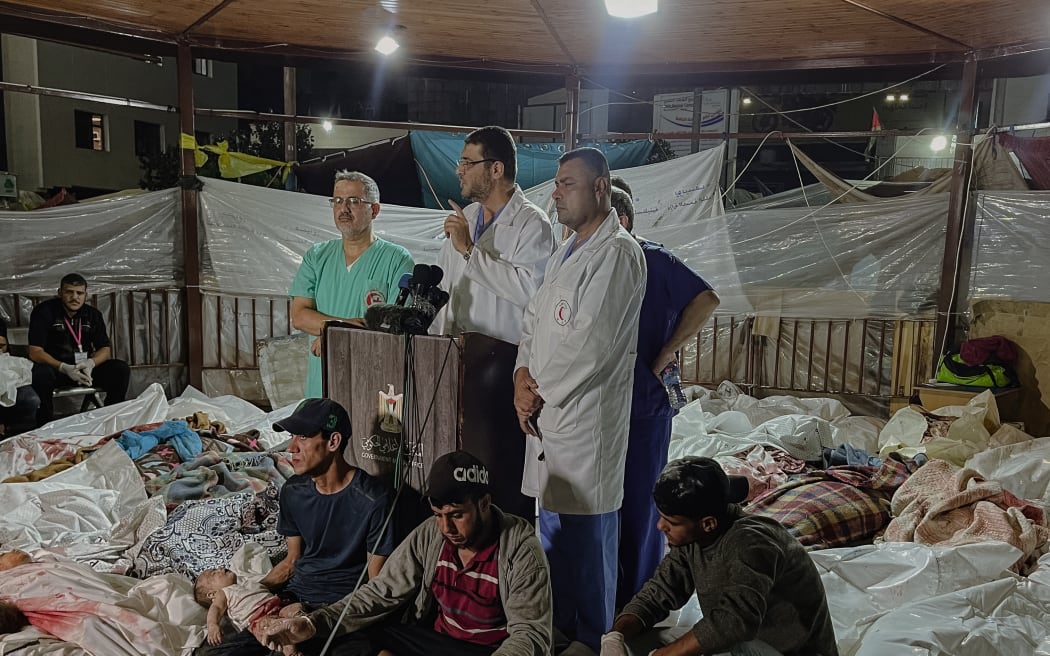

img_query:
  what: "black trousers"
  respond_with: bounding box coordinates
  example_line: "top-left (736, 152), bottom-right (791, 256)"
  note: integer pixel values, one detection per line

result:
top-left (0, 385), bottom-right (41, 436)
top-left (32, 359), bottom-right (130, 425)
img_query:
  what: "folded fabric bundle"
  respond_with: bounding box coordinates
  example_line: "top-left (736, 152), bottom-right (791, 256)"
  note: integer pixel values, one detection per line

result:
top-left (116, 420), bottom-right (203, 462)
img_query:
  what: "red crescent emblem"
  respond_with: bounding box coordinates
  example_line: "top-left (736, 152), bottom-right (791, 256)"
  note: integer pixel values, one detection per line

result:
top-left (554, 300), bottom-right (571, 325)
top-left (365, 291), bottom-right (384, 306)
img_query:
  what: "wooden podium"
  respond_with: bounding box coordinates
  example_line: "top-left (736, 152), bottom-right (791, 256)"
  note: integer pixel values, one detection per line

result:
top-left (322, 324), bottom-right (532, 520)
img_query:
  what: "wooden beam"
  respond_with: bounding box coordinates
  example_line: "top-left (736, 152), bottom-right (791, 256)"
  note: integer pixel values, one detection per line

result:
top-left (177, 43), bottom-right (204, 390)
top-left (932, 54), bottom-right (979, 367)
top-left (838, 0), bottom-right (973, 50)
top-left (283, 66), bottom-right (296, 165)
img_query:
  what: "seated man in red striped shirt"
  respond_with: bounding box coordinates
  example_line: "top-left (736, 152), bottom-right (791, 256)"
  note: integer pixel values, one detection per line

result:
top-left (253, 450), bottom-right (553, 656)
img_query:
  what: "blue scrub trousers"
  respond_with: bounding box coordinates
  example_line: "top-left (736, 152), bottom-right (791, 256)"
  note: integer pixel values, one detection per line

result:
top-left (540, 507), bottom-right (619, 652)
top-left (617, 414), bottom-right (673, 610)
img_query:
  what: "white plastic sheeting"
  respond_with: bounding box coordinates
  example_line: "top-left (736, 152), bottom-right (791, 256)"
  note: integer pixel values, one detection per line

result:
top-left (970, 191), bottom-right (1050, 306)
top-left (199, 177), bottom-right (447, 295)
top-left (0, 189), bottom-right (182, 294)
top-left (812, 541), bottom-right (1049, 656)
top-left (523, 145), bottom-right (726, 231)
top-left (691, 194), bottom-right (949, 319)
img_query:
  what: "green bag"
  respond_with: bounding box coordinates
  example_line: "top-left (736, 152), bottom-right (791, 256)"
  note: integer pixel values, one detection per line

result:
top-left (935, 352), bottom-right (1015, 388)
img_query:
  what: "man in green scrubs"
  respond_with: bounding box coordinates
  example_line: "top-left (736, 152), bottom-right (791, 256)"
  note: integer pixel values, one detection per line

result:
top-left (290, 171), bottom-right (414, 399)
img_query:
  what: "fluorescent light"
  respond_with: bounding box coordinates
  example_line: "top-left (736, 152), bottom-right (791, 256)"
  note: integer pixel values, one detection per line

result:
top-left (885, 94), bottom-right (896, 102)
top-left (899, 94), bottom-right (909, 102)
top-left (605, 0), bottom-right (657, 18)
top-left (375, 35), bottom-right (399, 55)
top-left (322, 120), bottom-right (333, 132)
top-left (930, 135), bottom-right (948, 152)
top-left (742, 97), bottom-right (752, 105)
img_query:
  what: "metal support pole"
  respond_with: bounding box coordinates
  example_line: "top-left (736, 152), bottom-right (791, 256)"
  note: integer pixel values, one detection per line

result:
top-left (283, 66), bottom-right (296, 165)
top-left (691, 87), bottom-right (703, 154)
top-left (932, 54), bottom-right (979, 368)
top-left (564, 75), bottom-right (580, 151)
top-left (177, 43), bottom-right (204, 389)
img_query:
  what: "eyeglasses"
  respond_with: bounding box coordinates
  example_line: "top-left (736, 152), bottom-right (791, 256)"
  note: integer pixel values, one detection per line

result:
top-left (456, 158), bottom-right (498, 170)
top-left (329, 196), bottom-right (373, 207)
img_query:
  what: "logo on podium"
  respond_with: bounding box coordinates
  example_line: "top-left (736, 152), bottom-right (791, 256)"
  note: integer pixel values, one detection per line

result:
top-left (378, 383), bottom-right (404, 433)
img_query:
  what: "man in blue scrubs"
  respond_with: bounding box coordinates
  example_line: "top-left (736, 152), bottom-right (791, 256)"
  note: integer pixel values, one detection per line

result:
top-left (610, 180), bottom-right (720, 609)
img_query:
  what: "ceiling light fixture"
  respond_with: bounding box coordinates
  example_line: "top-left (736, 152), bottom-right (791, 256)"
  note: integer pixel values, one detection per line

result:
top-left (930, 135), bottom-right (948, 152)
top-left (605, 0), bottom-right (657, 18)
top-left (742, 97), bottom-right (752, 105)
top-left (322, 120), bottom-right (333, 132)
top-left (885, 94), bottom-right (896, 102)
top-left (899, 93), bottom-right (909, 102)
top-left (375, 35), bottom-right (400, 55)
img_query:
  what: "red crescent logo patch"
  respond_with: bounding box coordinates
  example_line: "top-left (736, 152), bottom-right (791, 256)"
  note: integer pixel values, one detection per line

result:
top-left (554, 300), bottom-right (571, 325)
top-left (365, 291), bottom-right (385, 306)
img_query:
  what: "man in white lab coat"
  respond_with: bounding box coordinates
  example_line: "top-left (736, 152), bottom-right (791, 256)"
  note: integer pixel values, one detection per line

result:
top-left (513, 147), bottom-right (647, 652)
top-left (433, 125), bottom-right (556, 344)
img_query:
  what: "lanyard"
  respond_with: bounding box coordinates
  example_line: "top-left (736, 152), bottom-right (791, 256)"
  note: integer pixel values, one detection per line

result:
top-left (474, 203), bottom-right (506, 243)
top-left (63, 316), bottom-right (84, 351)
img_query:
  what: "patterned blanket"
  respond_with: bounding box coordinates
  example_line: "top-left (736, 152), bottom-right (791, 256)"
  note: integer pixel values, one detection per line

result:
top-left (747, 456), bottom-right (917, 549)
top-left (133, 484), bottom-right (287, 578)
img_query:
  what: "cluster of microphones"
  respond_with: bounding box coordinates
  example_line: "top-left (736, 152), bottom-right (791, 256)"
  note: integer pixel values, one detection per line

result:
top-left (364, 264), bottom-right (450, 335)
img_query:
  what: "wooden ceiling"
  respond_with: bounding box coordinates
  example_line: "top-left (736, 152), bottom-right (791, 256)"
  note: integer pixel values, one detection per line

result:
top-left (1, 0), bottom-right (1047, 74)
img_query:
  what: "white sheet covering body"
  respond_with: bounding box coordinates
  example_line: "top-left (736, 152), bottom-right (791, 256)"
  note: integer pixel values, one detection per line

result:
top-left (0, 557), bottom-right (206, 656)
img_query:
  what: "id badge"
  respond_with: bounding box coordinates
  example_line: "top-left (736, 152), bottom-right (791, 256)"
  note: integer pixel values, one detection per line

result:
top-left (74, 350), bottom-right (88, 364)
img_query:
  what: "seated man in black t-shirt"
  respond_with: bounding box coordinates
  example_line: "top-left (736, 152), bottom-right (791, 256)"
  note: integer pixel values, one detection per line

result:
top-left (197, 398), bottom-right (395, 656)
top-left (0, 316), bottom-right (40, 438)
top-left (27, 273), bottom-right (130, 426)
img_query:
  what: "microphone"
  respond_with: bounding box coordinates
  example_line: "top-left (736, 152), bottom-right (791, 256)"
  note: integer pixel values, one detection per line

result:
top-left (365, 304), bottom-right (434, 335)
top-left (394, 273), bottom-right (412, 306)
top-left (428, 264), bottom-right (444, 289)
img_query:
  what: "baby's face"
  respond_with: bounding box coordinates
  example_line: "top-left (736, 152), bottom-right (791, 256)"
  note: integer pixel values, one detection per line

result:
top-left (0, 551), bottom-right (31, 571)
top-left (199, 568), bottom-right (237, 592)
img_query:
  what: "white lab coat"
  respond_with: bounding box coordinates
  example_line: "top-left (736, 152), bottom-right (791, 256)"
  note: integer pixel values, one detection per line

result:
top-left (515, 209), bottom-right (646, 515)
top-left (432, 185), bottom-right (556, 344)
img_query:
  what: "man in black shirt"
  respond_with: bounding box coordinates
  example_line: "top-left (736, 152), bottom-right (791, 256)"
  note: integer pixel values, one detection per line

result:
top-left (0, 317), bottom-right (40, 437)
top-left (28, 273), bottom-right (130, 425)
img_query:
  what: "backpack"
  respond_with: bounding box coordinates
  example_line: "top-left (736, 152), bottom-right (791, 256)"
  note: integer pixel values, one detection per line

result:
top-left (935, 352), bottom-right (1016, 388)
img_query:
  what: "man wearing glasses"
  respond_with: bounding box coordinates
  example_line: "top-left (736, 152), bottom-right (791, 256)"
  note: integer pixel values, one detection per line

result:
top-left (432, 126), bottom-right (555, 345)
top-left (290, 171), bottom-right (414, 399)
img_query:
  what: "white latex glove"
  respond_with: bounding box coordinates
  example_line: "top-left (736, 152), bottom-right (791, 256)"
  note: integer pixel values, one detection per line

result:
top-left (58, 362), bottom-right (79, 380)
top-left (75, 358), bottom-right (95, 385)
top-left (600, 631), bottom-right (629, 656)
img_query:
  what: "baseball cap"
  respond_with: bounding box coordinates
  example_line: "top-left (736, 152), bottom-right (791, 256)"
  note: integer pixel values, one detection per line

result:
top-left (273, 398), bottom-right (352, 439)
top-left (425, 450), bottom-right (492, 506)
top-left (653, 456), bottom-right (749, 519)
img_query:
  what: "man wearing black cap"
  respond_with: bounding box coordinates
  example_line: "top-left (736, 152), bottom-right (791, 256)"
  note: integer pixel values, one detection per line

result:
top-left (200, 398), bottom-right (395, 656)
top-left (252, 450), bottom-right (553, 656)
top-left (601, 457), bottom-right (838, 656)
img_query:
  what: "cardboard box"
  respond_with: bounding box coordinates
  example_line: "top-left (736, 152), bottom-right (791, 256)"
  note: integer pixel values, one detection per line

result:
top-left (917, 384), bottom-right (1022, 419)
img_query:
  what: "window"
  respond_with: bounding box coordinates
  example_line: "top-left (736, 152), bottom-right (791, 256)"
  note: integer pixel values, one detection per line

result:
top-left (134, 121), bottom-right (163, 158)
top-left (74, 110), bottom-right (106, 151)
top-left (194, 58), bottom-right (213, 78)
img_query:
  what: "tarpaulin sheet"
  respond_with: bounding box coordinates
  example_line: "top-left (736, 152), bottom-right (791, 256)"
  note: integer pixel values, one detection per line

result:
top-left (969, 191), bottom-right (1050, 306)
top-left (524, 145), bottom-right (726, 232)
top-left (198, 177), bottom-right (447, 295)
top-left (0, 189), bottom-right (182, 294)
top-left (296, 135), bottom-right (424, 207)
top-left (411, 130), bottom-right (653, 209)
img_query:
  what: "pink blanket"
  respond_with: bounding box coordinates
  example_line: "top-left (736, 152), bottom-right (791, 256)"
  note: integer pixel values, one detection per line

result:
top-left (885, 459), bottom-right (1050, 572)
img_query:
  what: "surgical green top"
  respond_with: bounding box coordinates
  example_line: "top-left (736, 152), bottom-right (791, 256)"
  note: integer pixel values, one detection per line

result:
top-left (290, 237), bottom-right (414, 399)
